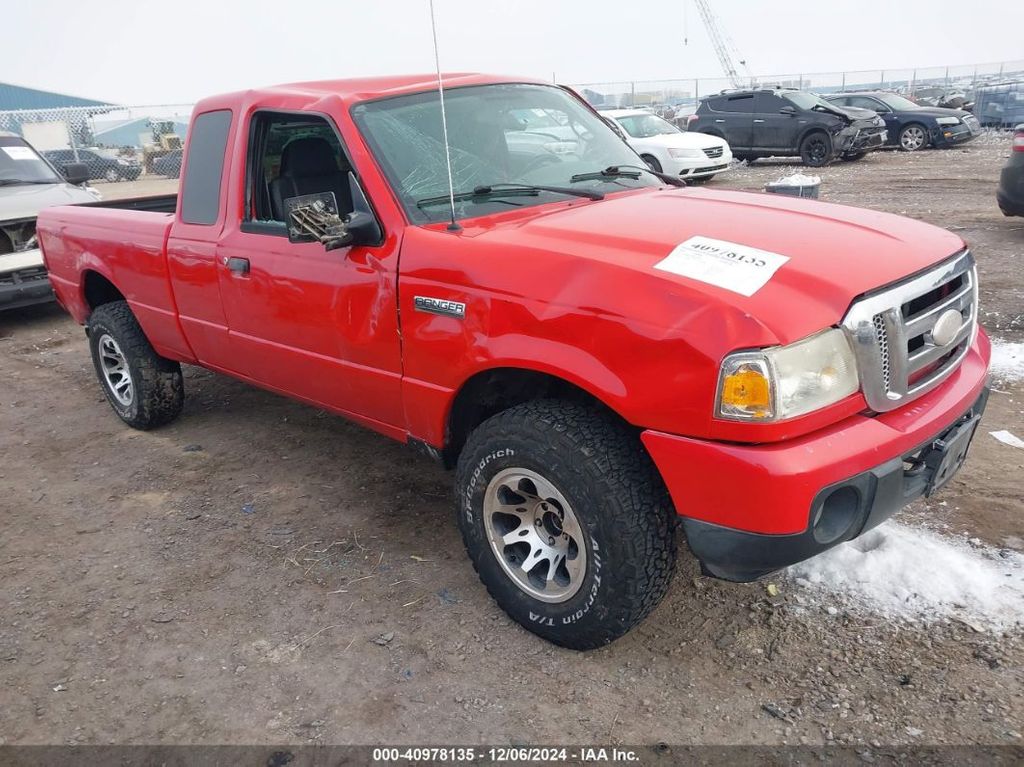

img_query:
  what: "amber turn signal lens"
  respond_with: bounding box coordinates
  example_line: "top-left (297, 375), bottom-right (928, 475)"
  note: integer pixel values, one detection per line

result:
top-left (720, 366), bottom-right (771, 418)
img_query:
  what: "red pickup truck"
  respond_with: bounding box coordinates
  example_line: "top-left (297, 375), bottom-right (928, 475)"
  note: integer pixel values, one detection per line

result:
top-left (37, 75), bottom-right (990, 649)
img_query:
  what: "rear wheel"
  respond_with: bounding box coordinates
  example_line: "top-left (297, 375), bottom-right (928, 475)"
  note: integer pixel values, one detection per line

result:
top-left (640, 154), bottom-right (663, 173)
top-left (455, 400), bottom-right (677, 650)
top-left (88, 301), bottom-right (184, 430)
top-left (799, 131), bottom-right (832, 167)
top-left (899, 123), bottom-right (928, 151)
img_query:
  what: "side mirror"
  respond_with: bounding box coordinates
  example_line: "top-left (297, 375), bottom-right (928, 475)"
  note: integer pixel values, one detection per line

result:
top-left (62, 162), bottom-right (90, 186)
top-left (285, 173), bottom-right (382, 251)
top-left (779, 106), bottom-right (796, 116)
top-left (286, 192), bottom-right (352, 250)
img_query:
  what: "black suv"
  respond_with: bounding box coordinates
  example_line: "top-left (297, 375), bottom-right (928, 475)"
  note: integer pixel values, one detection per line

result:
top-left (688, 88), bottom-right (888, 167)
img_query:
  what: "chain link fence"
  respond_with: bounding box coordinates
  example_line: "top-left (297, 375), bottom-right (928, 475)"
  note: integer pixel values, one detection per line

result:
top-left (1, 58), bottom-right (1022, 179)
top-left (0, 104), bottom-right (193, 183)
top-left (569, 59), bottom-right (1024, 126)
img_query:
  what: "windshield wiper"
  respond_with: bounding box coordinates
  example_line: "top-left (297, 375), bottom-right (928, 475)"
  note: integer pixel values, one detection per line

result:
top-left (416, 183), bottom-right (603, 209)
top-left (570, 165), bottom-right (687, 188)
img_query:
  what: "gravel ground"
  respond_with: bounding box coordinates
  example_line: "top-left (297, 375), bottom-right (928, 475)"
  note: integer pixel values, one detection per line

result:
top-left (0, 134), bottom-right (1021, 748)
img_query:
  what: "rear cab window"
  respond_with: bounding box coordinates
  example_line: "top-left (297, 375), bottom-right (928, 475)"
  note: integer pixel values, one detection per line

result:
top-left (180, 109), bottom-right (232, 226)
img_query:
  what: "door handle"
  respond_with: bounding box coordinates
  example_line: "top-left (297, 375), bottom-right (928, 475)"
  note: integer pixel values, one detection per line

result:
top-left (714, 119), bottom-right (725, 123)
top-left (224, 256), bottom-right (250, 276)
top-left (753, 119), bottom-right (766, 123)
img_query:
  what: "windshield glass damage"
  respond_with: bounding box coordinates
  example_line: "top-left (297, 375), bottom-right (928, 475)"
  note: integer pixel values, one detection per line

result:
top-left (352, 83), bottom-right (659, 223)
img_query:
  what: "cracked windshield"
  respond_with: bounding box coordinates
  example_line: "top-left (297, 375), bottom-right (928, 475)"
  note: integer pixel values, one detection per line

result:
top-left (352, 83), bottom-right (659, 222)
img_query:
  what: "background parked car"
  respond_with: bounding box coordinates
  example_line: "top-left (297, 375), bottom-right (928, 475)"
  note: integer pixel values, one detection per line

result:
top-left (1, 133), bottom-right (99, 310)
top-left (151, 149), bottom-right (183, 178)
top-left (43, 148), bottom-right (141, 182)
top-left (997, 124), bottom-right (1024, 216)
top-left (687, 88), bottom-right (887, 167)
top-left (826, 92), bottom-right (980, 151)
top-left (973, 81), bottom-right (1024, 128)
top-left (906, 86), bottom-right (974, 111)
top-left (601, 108), bottom-right (732, 182)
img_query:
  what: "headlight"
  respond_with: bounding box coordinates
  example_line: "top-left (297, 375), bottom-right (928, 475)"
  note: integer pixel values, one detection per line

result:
top-left (935, 116), bottom-right (960, 126)
top-left (668, 147), bottom-right (703, 159)
top-left (716, 328), bottom-right (859, 421)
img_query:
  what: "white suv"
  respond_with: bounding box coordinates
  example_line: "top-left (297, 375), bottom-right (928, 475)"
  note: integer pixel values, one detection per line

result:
top-left (602, 108), bottom-right (732, 183)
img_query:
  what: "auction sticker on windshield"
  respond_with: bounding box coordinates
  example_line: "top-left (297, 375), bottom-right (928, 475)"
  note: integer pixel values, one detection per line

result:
top-left (2, 146), bottom-right (37, 161)
top-left (654, 235), bottom-right (789, 297)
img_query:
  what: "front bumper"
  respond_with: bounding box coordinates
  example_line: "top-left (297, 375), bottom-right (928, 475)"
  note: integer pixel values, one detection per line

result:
top-left (935, 123), bottom-right (978, 147)
top-left (0, 248), bottom-right (53, 310)
top-left (641, 332), bottom-right (990, 581)
top-left (668, 149), bottom-right (733, 178)
top-left (844, 128), bottom-right (887, 154)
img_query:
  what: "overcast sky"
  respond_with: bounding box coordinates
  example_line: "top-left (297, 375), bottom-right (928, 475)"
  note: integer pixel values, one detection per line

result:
top-left (5, 0), bottom-right (1021, 105)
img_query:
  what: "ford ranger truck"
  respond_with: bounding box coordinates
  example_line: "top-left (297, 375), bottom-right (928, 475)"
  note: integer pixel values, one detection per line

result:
top-left (36, 75), bottom-right (990, 650)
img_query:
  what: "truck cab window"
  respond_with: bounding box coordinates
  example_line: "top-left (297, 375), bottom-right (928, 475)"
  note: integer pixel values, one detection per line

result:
top-left (180, 109), bottom-right (232, 225)
top-left (246, 112), bottom-right (353, 227)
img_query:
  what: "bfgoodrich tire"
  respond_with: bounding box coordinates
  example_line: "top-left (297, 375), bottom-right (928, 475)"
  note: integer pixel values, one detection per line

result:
top-left (88, 301), bottom-right (184, 430)
top-left (455, 400), bottom-right (677, 650)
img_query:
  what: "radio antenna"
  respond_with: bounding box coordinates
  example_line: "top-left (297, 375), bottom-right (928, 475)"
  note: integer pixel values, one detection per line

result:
top-left (429, 0), bottom-right (460, 232)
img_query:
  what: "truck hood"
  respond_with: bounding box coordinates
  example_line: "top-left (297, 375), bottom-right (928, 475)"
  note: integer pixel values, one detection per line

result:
top-left (464, 187), bottom-right (965, 344)
top-left (0, 182), bottom-right (99, 222)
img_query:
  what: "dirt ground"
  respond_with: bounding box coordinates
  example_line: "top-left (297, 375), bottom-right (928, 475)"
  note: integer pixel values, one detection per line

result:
top-left (1, 135), bottom-right (1022, 749)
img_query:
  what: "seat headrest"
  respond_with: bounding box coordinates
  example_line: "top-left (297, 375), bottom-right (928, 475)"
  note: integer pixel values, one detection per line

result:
top-left (280, 137), bottom-right (345, 177)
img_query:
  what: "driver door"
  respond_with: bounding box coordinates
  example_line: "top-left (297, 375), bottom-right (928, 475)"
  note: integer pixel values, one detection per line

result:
top-left (213, 110), bottom-right (404, 432)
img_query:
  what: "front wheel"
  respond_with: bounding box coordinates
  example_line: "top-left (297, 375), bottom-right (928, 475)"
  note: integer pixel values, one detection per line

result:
top-left (88, 301), bottom-right (184, 430)
top-left (800, 132), bottom-right (833, 167)
top-left (104, 167), bottom-right (119, 183)
top-left (455, 400), bottom-right (677, 650)
top-left (899, 124), bottom-right (929, 151)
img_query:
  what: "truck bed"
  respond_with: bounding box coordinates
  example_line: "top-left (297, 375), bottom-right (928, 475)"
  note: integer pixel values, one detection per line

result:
top-left (36, 196), bottom-right (181, 351)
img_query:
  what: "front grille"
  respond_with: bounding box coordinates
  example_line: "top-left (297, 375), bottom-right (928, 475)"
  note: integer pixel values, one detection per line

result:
top-left (703, 146), bottom-right (724, 159)
top-left (842, 251), bottom-right (977, 412)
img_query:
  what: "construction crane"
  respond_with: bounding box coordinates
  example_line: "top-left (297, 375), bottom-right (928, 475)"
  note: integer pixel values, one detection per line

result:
top-left (687, 0), bottom-right (752, 89)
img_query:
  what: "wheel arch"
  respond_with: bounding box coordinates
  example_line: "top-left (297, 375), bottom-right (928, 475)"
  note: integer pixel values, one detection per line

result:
top-left (442, 365), bottom-right (635, 468)
top-left (797, 125), bottom-right (831, 146)
top-left (82, 269), bottom-right (126, 315)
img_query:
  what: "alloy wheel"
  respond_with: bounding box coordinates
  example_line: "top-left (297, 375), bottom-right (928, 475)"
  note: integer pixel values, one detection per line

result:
top-left (901, 125), bottom-right (926, 151)
top-left (482, 468), bottom-right (587, 603)
top-left (97, 333), bottom-right (133, 407)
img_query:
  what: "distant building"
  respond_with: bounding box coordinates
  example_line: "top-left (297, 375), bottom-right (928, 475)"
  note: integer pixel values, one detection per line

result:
top-left (91, 117), bottom-right (190, 149)
top-left (0, 81), bottom-right (114, 111)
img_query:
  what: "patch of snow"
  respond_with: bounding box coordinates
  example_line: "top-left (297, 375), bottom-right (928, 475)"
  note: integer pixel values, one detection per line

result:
top-left (990, 339), bottom-right (1024, 383)
top-left (990, 430), bottom-right (1024, 449)
top-left (788, 522), bottom-right (1024, 631)
top-left (770, 172), bottom-right (821, 186)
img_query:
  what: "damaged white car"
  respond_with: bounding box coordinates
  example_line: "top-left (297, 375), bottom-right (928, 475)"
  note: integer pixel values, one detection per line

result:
top-left (1, 133), bottom-right (99, 310)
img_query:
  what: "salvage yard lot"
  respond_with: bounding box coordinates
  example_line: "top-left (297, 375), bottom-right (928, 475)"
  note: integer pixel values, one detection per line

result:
top-left (1, 135), bottom-right (1022, 747)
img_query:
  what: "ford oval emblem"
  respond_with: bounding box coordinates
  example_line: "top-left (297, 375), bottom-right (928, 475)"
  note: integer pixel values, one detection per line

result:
top-left (931, 308), bottom-right (963, 347)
